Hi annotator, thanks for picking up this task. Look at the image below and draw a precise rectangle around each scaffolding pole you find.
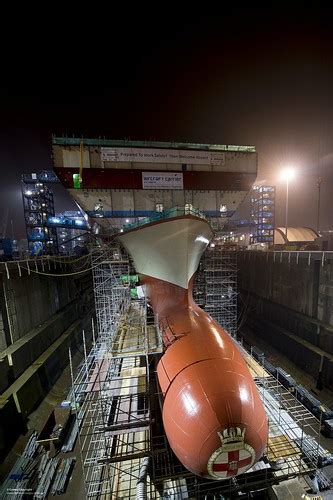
[195,246,238,338]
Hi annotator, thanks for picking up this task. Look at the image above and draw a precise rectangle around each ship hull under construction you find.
[119,214,268,480]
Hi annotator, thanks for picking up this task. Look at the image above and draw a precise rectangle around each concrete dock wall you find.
[0,316,93,461]
[0,264,93,390]
[0,261,93,460]
[0,301,79,392]
[0,268,80,347]
[238,251,333,389]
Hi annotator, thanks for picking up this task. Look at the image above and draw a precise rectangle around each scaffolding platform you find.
[68,245,328,499]
[194,246,238,338]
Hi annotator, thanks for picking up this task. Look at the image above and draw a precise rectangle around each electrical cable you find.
[46,253,92,264]
[19,265,94,277]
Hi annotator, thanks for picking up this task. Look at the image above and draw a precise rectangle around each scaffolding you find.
[70,245,163,498]
[91,246,130,351]
[21,178,58,255]
[192,258,205,308]
[145,345,327,499]
[150,347,325,498]
[196,246,238,338]
[66,244,329,499]
[250,185,275,246]
[241,348,325,485]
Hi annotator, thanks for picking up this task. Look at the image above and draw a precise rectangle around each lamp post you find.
[281,168,295,243]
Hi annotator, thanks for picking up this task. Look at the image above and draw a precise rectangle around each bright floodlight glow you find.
[280,168,296,181]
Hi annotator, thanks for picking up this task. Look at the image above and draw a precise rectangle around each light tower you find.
[280,168,295,243]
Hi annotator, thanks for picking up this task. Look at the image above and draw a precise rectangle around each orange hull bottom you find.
[143,275,268,480]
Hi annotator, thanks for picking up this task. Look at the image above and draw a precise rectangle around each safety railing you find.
[122,206,208,231]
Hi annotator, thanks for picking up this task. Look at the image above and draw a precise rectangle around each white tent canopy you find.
[274,227,319,244]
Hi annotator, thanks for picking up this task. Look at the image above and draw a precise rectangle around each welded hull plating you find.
[119,215,268,479]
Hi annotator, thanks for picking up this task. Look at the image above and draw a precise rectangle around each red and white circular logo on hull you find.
[209,448,254,478]
[207,427,256,479]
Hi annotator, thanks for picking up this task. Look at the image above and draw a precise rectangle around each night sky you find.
[1,8,333,238]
